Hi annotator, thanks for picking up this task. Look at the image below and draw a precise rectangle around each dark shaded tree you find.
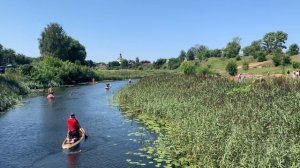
[186,48,196,60]
[66,36,86,64]
[286,43,299,56]
[223,37,241,58]
[209,49,222,57]
[262,31,288,53]
[243,40,262,57]
[196,45,210,60]
[153,58,166,69]
[178,50,187,63]
[39,23,68,60]
[168,58,180,70]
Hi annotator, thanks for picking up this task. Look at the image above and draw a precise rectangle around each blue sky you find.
[1,0,300,63]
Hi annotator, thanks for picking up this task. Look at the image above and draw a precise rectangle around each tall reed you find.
[117,74,300,167]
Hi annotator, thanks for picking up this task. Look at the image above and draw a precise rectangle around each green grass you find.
[96,69,176,80]
[117,74,300,167]
[201,54,300,76]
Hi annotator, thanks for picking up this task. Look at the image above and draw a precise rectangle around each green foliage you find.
[186,48,196,60]
[167,58,180,70]
[243,40,262,56]
[223,37,241,58]
[30,56,98,85]
[287,43,299,56]
[272,53,282,67]
[242,61,249,70]
[282,55,291,65]
[226,60,238,76]
[196,66,213,76]
[0,43,34,66]
[262,31,288,53]
[255,51,267,62]
[107,61,121,69]
[153,58,167,69]
[0,73,31,111]
[179,61,196,75]
[292,61,300,69]
[117,75,300,167]
[96,69,173,80]
[177,50,186,63]
[209,49,222,57]
[39,23,87,64]
[66,36,87,64]
[196,45,210,60]
[39,23,68,60]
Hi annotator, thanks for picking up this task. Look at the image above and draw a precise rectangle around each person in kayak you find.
[67,113,81,143]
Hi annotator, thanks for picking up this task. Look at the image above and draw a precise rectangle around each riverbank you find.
[0,75,30,112]
[117,74,300,167]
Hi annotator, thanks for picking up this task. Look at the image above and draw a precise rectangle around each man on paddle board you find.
[67,113,81,143]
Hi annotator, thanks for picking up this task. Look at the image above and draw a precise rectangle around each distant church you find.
[117,53,123,64]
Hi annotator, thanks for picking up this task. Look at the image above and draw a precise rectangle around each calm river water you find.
[0,80,156,168]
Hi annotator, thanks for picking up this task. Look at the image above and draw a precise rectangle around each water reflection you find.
[67,153,79,168]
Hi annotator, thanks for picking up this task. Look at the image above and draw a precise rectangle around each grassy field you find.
[117,74,300,167]
[201,54,300,76]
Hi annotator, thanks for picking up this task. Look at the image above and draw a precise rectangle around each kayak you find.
[47,94,55,99]
[105,86,111,90]
[62,128,86,150]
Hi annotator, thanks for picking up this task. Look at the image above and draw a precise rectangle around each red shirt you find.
[67,117,79,131]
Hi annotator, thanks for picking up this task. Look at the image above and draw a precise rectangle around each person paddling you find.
[67,113,81,143]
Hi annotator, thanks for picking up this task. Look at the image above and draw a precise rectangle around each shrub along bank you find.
[117,74,300,167]
[0,73,30,112]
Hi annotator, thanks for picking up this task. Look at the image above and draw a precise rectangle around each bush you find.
[292,61,300,69]
[272,54,282,67]
[30,55,98,85]
[282,55,291,65]
[179,61,196,75]
[255,51,267,62]
[226,60,238,76]
[242,61,249,71]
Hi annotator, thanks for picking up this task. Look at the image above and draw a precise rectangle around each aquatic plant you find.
[117,74,300,167]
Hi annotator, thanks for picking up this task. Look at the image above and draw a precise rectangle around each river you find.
[0,80,156,168]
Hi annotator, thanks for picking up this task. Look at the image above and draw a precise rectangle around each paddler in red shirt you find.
[67,113,81,143]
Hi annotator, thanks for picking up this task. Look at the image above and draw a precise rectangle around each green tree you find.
[196,45,210,60]
[121,59,129,68]
[153,58,166,69]
[108,61,121,69]
[168,58,180,70]
[223,37,241,58]
[186,47,196,60]
[178,50,187,63]
[209,49,222,57]
[243,40,262,57]
[226,60,238,76]
[272,50,283,67]
[255,51,267,62]
[262,31,288,53]
[39,23,68,60]
[286,43,299,56]
[66,37,86,64]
